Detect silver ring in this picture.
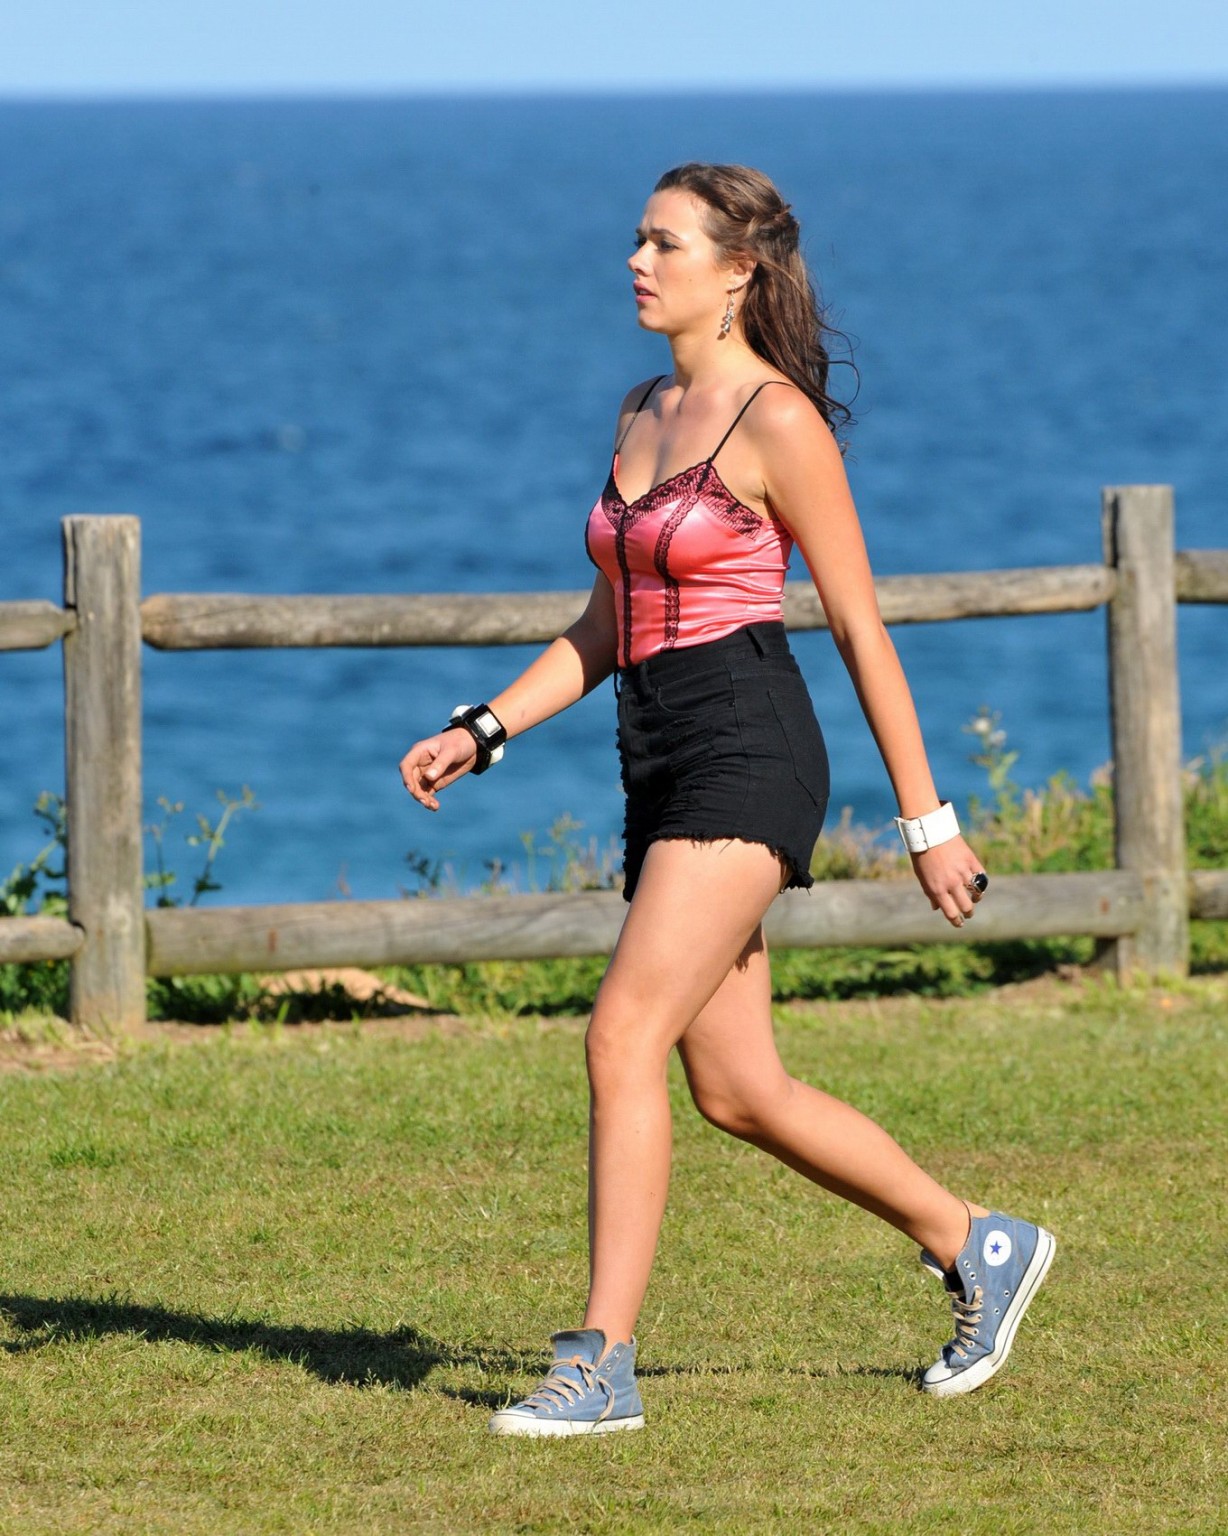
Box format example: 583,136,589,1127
967,872,989,894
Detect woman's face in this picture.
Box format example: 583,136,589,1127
628,189,738,337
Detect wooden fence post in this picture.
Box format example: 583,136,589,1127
1100,486,1188,979
62,516,146,1029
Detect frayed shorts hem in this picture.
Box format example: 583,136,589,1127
619,830,816,905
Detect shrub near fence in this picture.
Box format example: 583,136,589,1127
1,487,1226,1031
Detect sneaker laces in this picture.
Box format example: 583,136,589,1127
946,1285,985,1360
520,1355,614,1420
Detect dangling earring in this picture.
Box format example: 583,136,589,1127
719,292,735,339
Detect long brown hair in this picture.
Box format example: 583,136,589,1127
654,162,856,440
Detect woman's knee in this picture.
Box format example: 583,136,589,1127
584,1002,672,1095
688,1074,789,1139
690,1088,757,1138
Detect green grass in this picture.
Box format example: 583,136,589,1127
1,976,1224,1533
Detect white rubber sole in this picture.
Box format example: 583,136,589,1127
488,1412,645,1437
922,1227,1056,1398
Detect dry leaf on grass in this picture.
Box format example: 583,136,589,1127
256,967,436,1011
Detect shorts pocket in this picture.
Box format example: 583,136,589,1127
652,665,736,718
728,655,804,689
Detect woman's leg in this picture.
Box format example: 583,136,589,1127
676,926,982,1267
581,837,788,1348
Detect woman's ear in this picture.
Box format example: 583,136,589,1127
727,254,757,294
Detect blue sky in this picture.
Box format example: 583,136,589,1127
3,0,1228,95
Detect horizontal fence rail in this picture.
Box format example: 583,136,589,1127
1,870,1211,974
144,871,1149,975
0,491,1223,1028
0,915,85,964
5,549,1226,655
138,563,1122,650
0,599,76,652
1175,549,1228,602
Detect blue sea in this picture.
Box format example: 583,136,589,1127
2,89,1226,905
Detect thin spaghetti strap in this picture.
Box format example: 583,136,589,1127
614,375,667,455
707,380,788,465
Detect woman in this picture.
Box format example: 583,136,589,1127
399,163,1054,1437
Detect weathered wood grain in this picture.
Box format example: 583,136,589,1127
63,516,146,1029
139,591,590,649
0,600,75,652
139,564,1118,650
1175,549,1228,602
145,871,1144,975
146,891,627,973
787,563,1117,629
0,916,85,963
764,870,1145,948
1101,487,1189,978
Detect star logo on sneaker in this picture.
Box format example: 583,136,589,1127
983,1230,1012,1266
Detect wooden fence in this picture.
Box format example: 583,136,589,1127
2,487,1226,1031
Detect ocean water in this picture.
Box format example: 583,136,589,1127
2,89,1225,905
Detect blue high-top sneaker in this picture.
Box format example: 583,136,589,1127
488,1329,645,1437
921,1210,1056,1397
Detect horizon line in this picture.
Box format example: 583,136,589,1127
2,76,1227,105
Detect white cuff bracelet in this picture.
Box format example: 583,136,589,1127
894,800,960,854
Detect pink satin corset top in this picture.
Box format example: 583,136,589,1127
586,459,794,667
584,378,794,668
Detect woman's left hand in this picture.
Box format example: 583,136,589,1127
909,837,988,928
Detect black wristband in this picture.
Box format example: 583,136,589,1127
443,703,506,776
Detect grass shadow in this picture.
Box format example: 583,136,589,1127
443,1358,925,1410
0,1291,530,1390
637,1360,925,1386
836,1362,927,1388
0,1294,927,1398
441,1384,512,1411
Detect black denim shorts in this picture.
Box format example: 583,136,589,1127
615,622,830,903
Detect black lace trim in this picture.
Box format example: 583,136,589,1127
652,466,710,650
703,493,768,539
603,462,767,531
604,469,681,667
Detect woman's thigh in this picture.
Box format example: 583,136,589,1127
592,836,786,1057
675,931,792,1126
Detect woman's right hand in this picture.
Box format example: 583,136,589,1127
399,728,478,812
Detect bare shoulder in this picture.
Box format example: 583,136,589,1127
745,381,841,462
612,374,667,446
619,375,666,412
742,381,851,518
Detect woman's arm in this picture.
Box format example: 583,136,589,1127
399,572,618,811
749,391,982,925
